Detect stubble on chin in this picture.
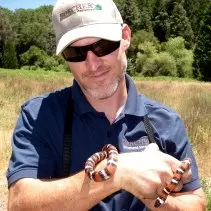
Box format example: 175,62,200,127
82,71,125,100
82,77,118,100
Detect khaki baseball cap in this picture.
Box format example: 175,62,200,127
52,0,124,55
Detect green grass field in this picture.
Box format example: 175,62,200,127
0,68,211,210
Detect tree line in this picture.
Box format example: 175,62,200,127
0,0,210,81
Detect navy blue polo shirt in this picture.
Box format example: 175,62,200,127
7,74,201,211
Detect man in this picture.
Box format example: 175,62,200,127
7,0,206,210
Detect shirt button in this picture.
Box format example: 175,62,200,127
107,131,112,137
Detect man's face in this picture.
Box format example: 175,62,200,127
66,25,131,100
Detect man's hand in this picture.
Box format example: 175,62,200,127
112,144,207,210
115,143,192,200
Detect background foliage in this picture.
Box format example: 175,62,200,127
0,0,210,80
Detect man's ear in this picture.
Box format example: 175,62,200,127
122,24,131,50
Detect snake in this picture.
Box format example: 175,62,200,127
84,144,118,182
84,144,191,208
154,158,191,208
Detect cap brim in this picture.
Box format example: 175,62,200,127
56,24,122,55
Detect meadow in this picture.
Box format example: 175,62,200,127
0,68,211,210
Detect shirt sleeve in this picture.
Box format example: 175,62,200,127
149,106,201,192
6,98,57,187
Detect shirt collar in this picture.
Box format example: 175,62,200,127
71,73,147,117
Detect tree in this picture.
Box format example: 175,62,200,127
184,0,207,35
0,8,14,41
152,0,170,42
0,8,14,67
168,2,194,49
194,3,211,81
136,0,153,31
34,6,56,54
115,0,141,31
14,6,54,57
2,38,18,69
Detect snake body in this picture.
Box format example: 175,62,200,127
154,158,191,208
85,144,118,182
84,144,191,208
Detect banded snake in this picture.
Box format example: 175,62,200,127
84,144,191,208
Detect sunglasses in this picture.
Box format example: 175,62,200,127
62,39,121,62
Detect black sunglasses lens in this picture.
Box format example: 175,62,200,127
93,40,120,57
62,47,86,62
62,40,120,62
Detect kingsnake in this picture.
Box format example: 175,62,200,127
84,144,191,208
154,158,191,207
85,144,118,182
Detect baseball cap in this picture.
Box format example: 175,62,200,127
52,0,123,55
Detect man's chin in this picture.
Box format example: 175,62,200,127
85,83,119,100
81,73,125,100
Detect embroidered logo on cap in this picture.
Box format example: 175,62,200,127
60,3,102,21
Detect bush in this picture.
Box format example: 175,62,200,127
43,56,59,71
137,41,158,57
20,65,31,70
20,45,48,67
128,30,159,58
176,50,193,77
162,37,185,53
127,57,137,76
135,41,158,74
141,52,177,76
135,53,148,73
52,64,69,72
162,37,193,77
19,47,68,72
131,36,194,78
52,54,66,65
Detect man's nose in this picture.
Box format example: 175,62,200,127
85,51,102,71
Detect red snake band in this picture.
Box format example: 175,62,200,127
85,144,118,182
154,158,191,208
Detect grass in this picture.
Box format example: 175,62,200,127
0,68,72,80
136,81,211,178
0,68,73,129
133,75,199,82
0,68,211,210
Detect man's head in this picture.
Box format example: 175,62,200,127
52,0,124,55
52,0,131,100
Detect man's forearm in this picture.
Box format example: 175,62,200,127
8,170,120,211
141,188,206,211
159,192,206,211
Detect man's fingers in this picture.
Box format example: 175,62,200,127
167,167,192,193
181,167,192,184
167,170,192,193
170,158,192,192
